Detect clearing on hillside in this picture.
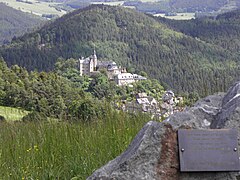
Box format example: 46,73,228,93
0,0,66,17
0,106,29,121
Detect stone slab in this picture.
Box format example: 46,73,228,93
178,129,240,172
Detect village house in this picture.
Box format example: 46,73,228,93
120,91,184,119
123,93,160,114
161,90,184,117
114,73,147,86
136,93,159,112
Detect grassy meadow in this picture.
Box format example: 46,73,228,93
0,0,66,16
154,13,195,20
0,110,151,179
0,106,29,121
91,1,125,6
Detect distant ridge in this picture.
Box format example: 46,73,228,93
0,5,240,96
162,9,240,53
0,3,43,45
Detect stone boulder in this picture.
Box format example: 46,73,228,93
211,82,240,130
88,82,240,180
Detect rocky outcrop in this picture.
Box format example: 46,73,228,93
88,82,240,180
211,82,240,130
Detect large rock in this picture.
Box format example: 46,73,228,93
211,82,240,130
88,82,240,180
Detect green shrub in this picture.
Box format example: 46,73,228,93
22,111,47,122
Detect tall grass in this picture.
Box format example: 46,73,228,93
0,110,151,179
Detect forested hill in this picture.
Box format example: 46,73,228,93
161,9,240,53
0,3,43,45
0,5,240,96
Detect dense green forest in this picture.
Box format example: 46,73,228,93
161,9,240,53
0,5,240,97
0,57,165,121
0,3,44,45
0,57,108,121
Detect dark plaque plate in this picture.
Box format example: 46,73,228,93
178,129,240,172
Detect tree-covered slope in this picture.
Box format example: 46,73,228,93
1,5,240,96
0,3,44,45
161,9,240,53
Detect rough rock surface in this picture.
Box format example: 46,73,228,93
88,82,240,180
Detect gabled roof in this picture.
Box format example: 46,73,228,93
97,61,116,67
136,92,148,98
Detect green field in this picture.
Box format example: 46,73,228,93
141,0,159,2
0,106,29,121
91,1,125,6
154,13,195,20
1,0,126,16
0,0,166,17
0,111,151,179
0,0,66,17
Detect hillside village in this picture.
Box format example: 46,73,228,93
120,90,184,119
78,50,184,119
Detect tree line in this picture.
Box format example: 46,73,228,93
0,57,166,121
1,5,240,97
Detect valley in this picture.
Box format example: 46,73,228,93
1,5,239,96
0,3,43,45
0,3,240,179
2,0,240,20
0,0,67,17
154,12,195,20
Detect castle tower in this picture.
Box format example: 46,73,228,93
92,47,97,71
79,57,84,76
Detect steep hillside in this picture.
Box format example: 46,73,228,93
0,3,43,45
1,5,240,96
161,9,240,53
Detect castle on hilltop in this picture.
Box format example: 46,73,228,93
79,49,98,76
79,50,120,76
79,50,147,85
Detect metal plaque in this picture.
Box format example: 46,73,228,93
178,129,240,172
